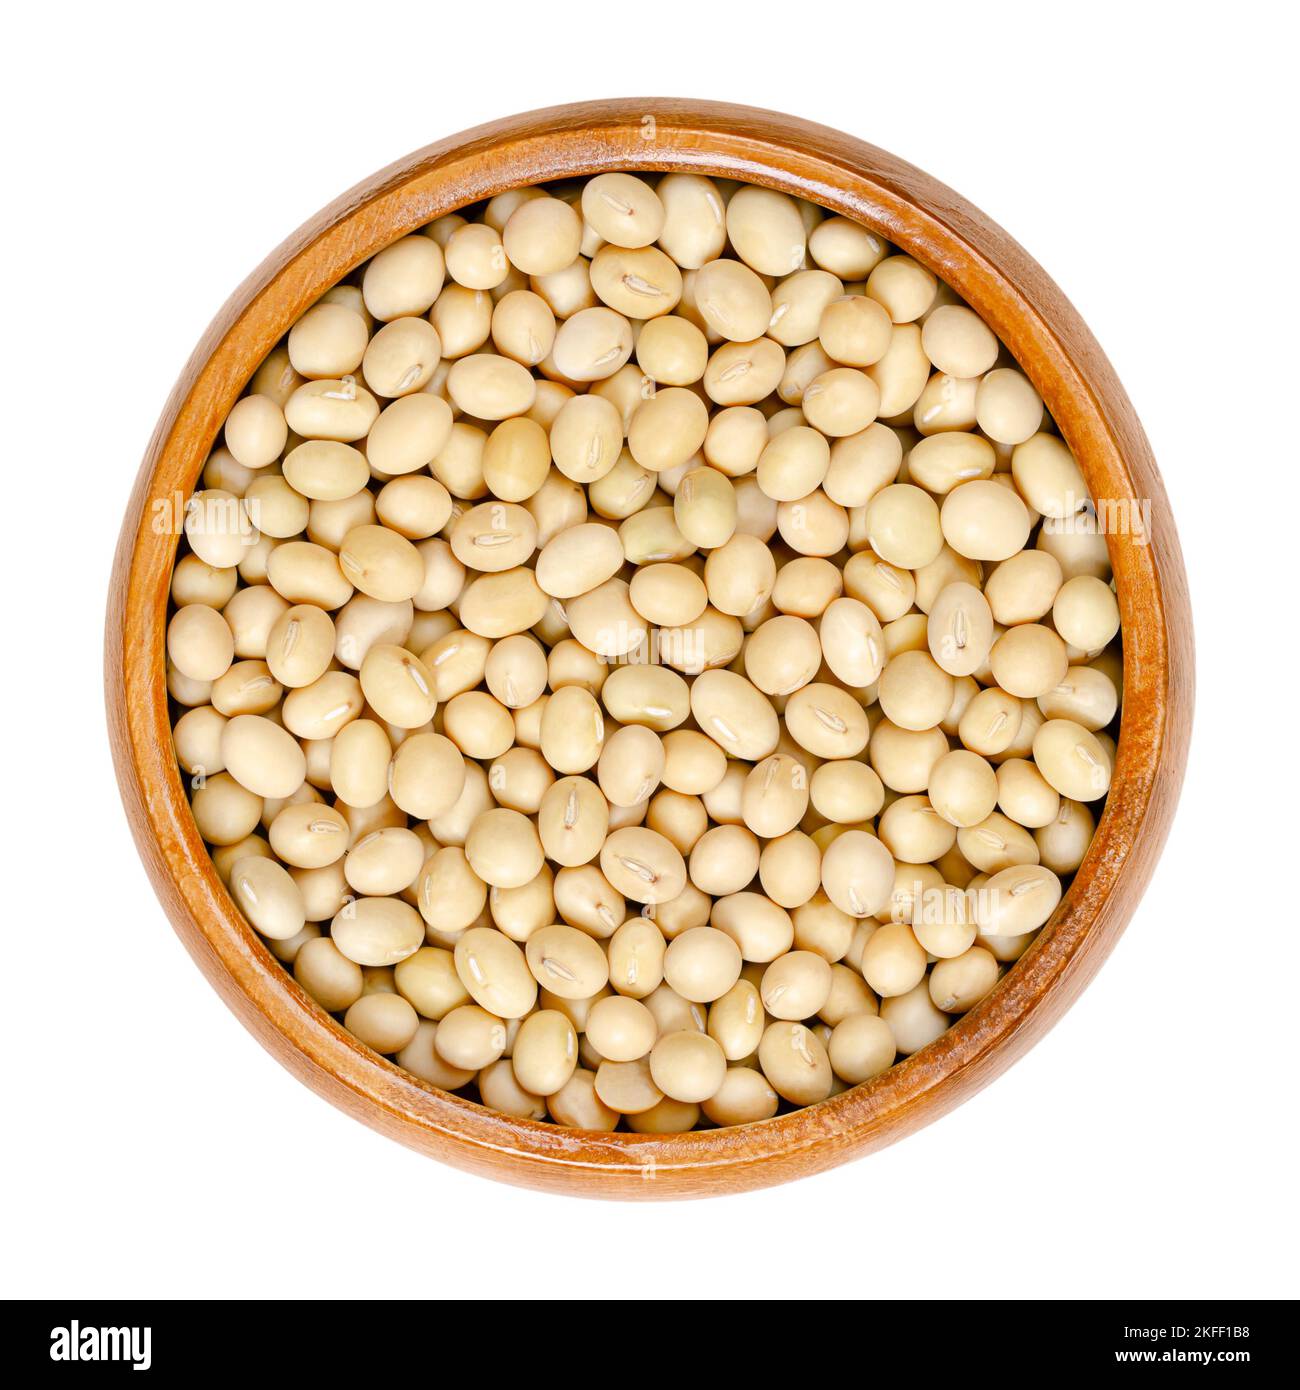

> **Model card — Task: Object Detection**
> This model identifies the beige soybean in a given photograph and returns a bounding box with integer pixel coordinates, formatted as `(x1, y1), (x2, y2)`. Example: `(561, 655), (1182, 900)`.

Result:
(810, 761), (884, 825)
(435, 1005), (509, 1070)
(711, 892), (794, 963)
(285, 378), (380, 444)
(866, 484), (943, 570)
(492, 291), (557, 370)
(908, 431), (997, 494)
(338, 525), (424, 603)
(185, 489), (254, 570)
(927, 582), (995, 678)
(878, 650), (954, 731)
(958, 686), (1023, 757)
(373, 475), (452, 542)
(453, 927), (537, 1019)
(344, 992), (421, 1054)
(693, 258), (772, 342)
(358, 644), (436, 727)
(819, 829), (894, 919)
(221, 714), (305, 800)
(1036, 798), (1095, 875)
(656, 173), (726, 268)
(627, 387), (709, 474)
(1052, 575), (1120, 652)
(590, 243), (683, 319)
(843, 548), (915, 622)
(690, 670), (779, 761)
(636, 314), (709, 386)
(522, 925), (610, 1002)
(784, 683), (869, 760)
(1037, 664), (1118, 732)
(958, 812), (1041, 875)
(393, 946), (470, 1020)
(866, 322), (930, 417)
(940, 479), (1032, 562)
(823, 423), (902, 510)
(759, 950), (833, 1020)
(976, 368), (1043, 445)
(416, 847), (487, 934)
(601, 826), (687, 906)
(597, 725), (665, 808)
(582, 173), (664, 248)
(534, 523), (623, 600)
(663, 927), (742, 1004)
(167, 604), (235, 682)
(464, 808), (544, 890)
(921, 305), (999, 378)
(1011, 433), (1088, 518)
(267, 801), (348, 868)
(288, 302), (370, 379)
(989, 624), (1069, 699)
(801, 367), (880, 438)
(1032, 719), (1113, 801)
(550, 306), (634, 382)
(266, 541), (353, 610)
(819, 294), (892, 367)
(458, 567), (548, 638)
(976, 864), (1063, 936)
(707, 979), (766, 1061)
(673, 466), (737, 549)
(208, 659), (281, 719)
(725, 185), (806, 276)
(331, 896), (423, 967)
(703, 1066), (779, 1126)
(914, 372), (979, 435)
(537, 776), (609, 867)
(388, 732), (465, 820)
(808, 216), (887, 279)
(607, 917), (667, 999)
(446, 354), (536, 421)
(363, 235), (445, 320)
(601, 664), (690, 732)
(745, 615), (822, 696)
(444, 510), (533, 587)
(928, 749), (999, 828)
(441, 690), (514, 759)
(648, 1030), (726, 1104)
(362, 315), (442, 398)
(295, 936), (365, 1013)
(860, 921), (927, 997)
(929, 947), (1000, 1013)
(768, 557), (838, 619)
(230, 856), (306, 941)
(478, 1060), (547, 1120)
(512, 1010), (579, 1096)
(224, 394), (287, 470)
(703, 337), (786, 407)
(740, 754), (809, 839)
(704, 533), (777, 617)
(586, 996), (657, 1062)
(191, 773), (262, 846)
(828, 1012), (896, 1084)
(758, 1021), (833, 1105)
(866, 255), (937, 323)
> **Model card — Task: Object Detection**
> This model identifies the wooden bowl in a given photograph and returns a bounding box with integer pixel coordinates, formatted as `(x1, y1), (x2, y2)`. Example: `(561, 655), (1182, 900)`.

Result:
(106, 98), (1194, 1198)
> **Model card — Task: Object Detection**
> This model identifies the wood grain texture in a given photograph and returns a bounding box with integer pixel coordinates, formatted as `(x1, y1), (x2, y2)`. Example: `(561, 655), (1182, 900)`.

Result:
(105, 98), (1194, 1199)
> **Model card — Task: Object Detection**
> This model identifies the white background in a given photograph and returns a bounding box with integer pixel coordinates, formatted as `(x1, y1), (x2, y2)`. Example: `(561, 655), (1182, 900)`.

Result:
(4, 1), (1295, 1301)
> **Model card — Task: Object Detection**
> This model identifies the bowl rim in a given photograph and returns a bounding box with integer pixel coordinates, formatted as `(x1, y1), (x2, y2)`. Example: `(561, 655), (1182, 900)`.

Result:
(106, 97), (1194, 1198)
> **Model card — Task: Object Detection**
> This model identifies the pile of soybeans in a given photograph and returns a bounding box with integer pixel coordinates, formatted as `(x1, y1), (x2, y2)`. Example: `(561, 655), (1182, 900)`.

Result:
(167, 169), (1121, 1132)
